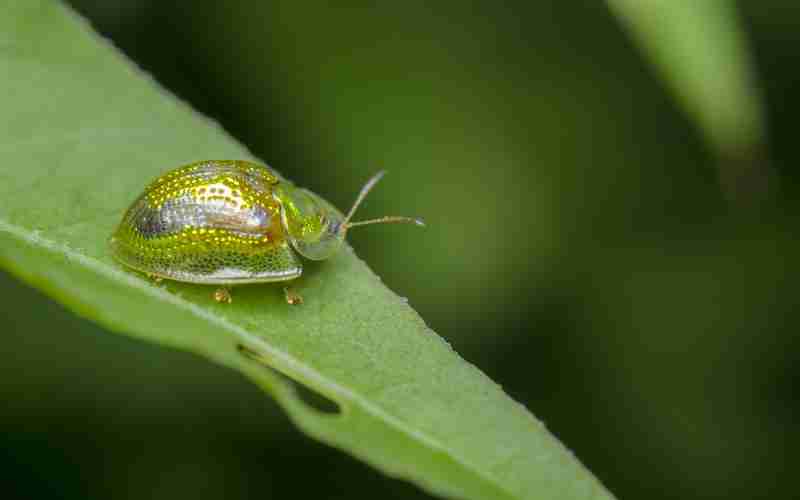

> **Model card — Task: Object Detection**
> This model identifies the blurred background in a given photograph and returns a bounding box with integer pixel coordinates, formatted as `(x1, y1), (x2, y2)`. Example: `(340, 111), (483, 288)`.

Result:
(2, 1), (797, 499)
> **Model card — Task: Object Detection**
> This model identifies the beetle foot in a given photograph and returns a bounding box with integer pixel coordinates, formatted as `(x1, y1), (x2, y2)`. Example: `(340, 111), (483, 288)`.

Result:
(284, 287), (303, 305)
(214, 287), (232, 304)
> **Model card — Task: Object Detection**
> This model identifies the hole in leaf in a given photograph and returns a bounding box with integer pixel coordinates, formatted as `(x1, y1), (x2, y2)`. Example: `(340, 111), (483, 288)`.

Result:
(287, 375), (341, 415)
(237, 343), (341, 415)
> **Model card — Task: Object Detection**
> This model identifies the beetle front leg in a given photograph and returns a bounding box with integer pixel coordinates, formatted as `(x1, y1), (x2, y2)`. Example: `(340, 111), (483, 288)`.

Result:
(214, 287), (232, 304)
(284, 286), (303, 305)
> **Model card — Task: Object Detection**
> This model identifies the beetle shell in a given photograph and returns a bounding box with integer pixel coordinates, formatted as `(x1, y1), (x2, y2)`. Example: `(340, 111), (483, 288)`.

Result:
(110, 160), (305, 284)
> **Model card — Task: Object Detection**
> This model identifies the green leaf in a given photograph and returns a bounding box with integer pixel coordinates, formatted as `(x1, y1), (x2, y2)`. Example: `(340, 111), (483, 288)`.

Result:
(0, 3), (613, 500)
(606, 0), (765, 157)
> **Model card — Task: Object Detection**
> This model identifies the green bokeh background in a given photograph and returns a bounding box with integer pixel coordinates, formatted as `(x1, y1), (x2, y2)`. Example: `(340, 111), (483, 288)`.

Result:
(2, 1), (797, 499)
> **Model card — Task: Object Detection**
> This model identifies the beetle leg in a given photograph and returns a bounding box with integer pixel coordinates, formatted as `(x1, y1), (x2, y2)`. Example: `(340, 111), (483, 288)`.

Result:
(147, 273), (163, 284)
(214, 287), (233, 304)
(284, 286), (303, 305)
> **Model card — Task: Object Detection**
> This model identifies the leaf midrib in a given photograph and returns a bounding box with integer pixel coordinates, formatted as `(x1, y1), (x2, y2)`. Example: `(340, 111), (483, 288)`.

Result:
(0, 215), (521, 500)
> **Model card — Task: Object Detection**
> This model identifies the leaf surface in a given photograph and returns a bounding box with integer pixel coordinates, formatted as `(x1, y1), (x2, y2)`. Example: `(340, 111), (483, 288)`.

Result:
(0, 3), (613, 500)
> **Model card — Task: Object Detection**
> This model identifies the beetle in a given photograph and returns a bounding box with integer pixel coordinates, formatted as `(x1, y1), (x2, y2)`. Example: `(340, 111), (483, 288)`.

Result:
(109, 160), (422, 304)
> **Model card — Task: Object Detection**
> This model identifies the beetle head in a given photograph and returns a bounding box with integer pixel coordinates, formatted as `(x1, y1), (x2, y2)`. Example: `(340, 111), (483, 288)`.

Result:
(277, 171), (424, 261)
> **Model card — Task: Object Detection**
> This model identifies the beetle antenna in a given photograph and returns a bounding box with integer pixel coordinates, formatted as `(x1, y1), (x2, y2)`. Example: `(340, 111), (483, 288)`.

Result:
(342, 170), (385, 226)
(345, 216), (426, 229)
(341, 170), (424, 232)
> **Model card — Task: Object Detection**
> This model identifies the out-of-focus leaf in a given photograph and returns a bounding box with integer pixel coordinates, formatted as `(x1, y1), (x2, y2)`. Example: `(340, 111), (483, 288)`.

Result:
(607, 0), (764, 157)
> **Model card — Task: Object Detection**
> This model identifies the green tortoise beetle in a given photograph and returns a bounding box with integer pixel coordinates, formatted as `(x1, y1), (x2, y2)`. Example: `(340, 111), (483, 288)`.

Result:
(109, 160), (423, 304)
